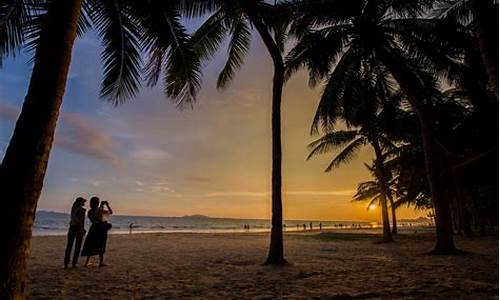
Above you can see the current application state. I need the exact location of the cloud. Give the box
[286,190,355,196]
[0,102,120,164]
[204,192,268,197]
[185,176,212,183]
[203,190,355,198]
[0,103,19,121]
[130,146,171,162]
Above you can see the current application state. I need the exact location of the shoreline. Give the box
[32,224,436,237]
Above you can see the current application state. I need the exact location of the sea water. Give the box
[34,211,432,236]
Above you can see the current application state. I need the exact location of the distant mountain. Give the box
[37,210,68,216]
[181,214,211,219]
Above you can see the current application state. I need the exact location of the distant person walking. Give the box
[64,197,87,268]
[129,223,134,234]
[319,223,322,231]
[303,224,306,231]
[309,222,313,230]
[82,197,113,267]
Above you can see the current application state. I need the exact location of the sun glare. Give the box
[368,204,377,211]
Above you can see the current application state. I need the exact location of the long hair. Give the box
[72,197,86,209]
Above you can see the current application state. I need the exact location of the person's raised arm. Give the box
[105,202,113,215]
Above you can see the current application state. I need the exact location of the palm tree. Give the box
[0,1,200,298]
[286,0,466,253]
[309,130,394,242]
[306,64,402,242]
[353,165,399,235]
[180,0,291,264]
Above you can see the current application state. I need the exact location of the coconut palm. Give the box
[286,0,467,253]
[0,1,201,298]
[352,164,399,235]
[309,130,394,242]
[306,63,404,242]
[179,0,291,264]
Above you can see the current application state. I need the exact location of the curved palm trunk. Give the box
[471,0,499,98]
[378,49,456,253]
[0,1,82,298]
[370,138,393,242]
[248,12,287,265]
[388,193,398,235]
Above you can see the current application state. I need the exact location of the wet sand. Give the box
[27,229,498,299]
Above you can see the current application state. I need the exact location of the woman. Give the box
[81,196,113,267]
[64,197,86,268]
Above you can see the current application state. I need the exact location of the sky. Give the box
[0,30,426,221]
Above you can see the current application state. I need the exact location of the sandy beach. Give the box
[27,229,498,299]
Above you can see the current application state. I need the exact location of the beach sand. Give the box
[27,229,498,299]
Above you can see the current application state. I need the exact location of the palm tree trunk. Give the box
[0,1,82,298]
[471,0,498,98]
[266,62,286,264]
[248,12,287,265]
[388,193,398,235]
[370,138,393,242]
[378,48,456,253]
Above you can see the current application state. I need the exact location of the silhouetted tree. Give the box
[0,1,200,298]
[179,0,291,264]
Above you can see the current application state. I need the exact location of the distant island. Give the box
[181,214,211,219]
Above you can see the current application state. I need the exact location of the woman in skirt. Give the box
[81,196,113,267]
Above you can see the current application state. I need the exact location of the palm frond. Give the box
[307,130,359,159]
[217,16,251,89]
[324,136,367,172]
[0,0,37,65]
[190,8,227,62]
[137,1,202,106]
[311,46,361,134]
[89,0,143,104]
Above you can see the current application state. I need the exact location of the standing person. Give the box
[319,223,322,231]
[129,223,134,235]
[64,197,87,268]
[81,197,113,267]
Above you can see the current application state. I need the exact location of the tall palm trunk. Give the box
[248,12,287,265]
[370,138,393,242]
[387,193,398,235]
[471,0,498,98]
[0,1,82,298]
[378,48,456,253]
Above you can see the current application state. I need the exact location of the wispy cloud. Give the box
[203,190,355,198]
[130,146,171,162]
[185,176,212,183]
[0,103,120,164]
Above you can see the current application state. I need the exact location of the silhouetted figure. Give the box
[319,223,322,231]
[303,224,306,231]
[129,223,134,234]
[64,197,87,268]
[309,222,313,230]
[296,224,299,230]
[283,224,287,231]
[82,197,113,267]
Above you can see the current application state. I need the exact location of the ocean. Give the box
[33,211,388,236]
